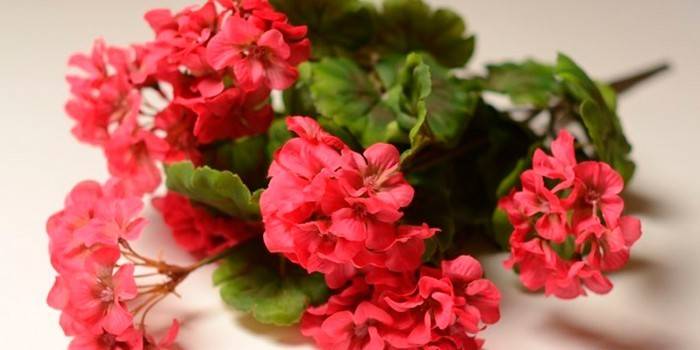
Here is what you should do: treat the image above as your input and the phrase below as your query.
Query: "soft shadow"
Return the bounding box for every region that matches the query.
[608,255,672,298]
[235,313,313,346]
[543,313,678,350]
[622,189,668,218]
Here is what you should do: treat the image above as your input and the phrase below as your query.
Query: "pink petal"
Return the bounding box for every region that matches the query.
[551,130,576,167]
[47,277,69,309]
[264,57,298,90]
[224,15,263,45]
[364,327,385,350]
[257,29,291,60]
[102,302,134,335]
[320,311,353,338]
[206,32,241,70]
[159,319,180,346]
[619,216,642,245]
[407,312,431,345]
[197,78,225,98]
[441,255,483,282]
[114,264,137,300]
[365,220,396,250]
[353,301,393,325]
[330,209,367,241]
[432,292,455,329]
[466,279,501,324]
[600,194,623,226]
[363,143,400,172]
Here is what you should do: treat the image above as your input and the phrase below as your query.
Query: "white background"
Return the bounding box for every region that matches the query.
[1,1,699,349]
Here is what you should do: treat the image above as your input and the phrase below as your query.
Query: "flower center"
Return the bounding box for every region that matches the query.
[100,287,115,303]
[243,45,267,59]
[99,333,117,348]
[354,324,369,338]
[584,189,600,204]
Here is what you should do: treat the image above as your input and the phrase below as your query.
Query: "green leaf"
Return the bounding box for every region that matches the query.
[495,157,529,198]
[448,102,536,237]
[378,0,475,68]
[165,161,261,219]
[485,60,561,108]
[494,142,540,198]
[491,207,512,250]
[555,53,635,181]
[405,164,456,259]
[206,135,268,190]
[401,54,479,162]
[551,235,576,260]
[269,0,376,57]
[396,53,432,160]
[266,118,292,160]
[304,57,404,147]
[213,240,330,326]
[282,72,318,117]
[305,53,477,153]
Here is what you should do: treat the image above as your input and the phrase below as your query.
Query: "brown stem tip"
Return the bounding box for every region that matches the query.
[609,62,671,94]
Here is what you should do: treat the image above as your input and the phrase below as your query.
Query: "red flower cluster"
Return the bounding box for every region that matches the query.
[65,0,310,196]
[153,192,260,259]
[500,130,642,298]
[47,180,179,349]
[262,117,501,349]
[301,256,500,349]
[261,117,438,288]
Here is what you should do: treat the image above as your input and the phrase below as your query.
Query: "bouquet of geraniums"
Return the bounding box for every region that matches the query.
[46,0,665,349]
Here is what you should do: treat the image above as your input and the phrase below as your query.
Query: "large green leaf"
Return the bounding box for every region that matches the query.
[377,0,475,68]
[304,57,404,147]
[213,240,330,326]
[484,60,561,108]
[445,102,535,243]
[405,164,456,261]
[305,53,477,152]
[269,0,376,57]
[165,161,261,219]
[555,53,635,181]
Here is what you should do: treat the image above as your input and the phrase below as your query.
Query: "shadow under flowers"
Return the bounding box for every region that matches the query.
[542,313,678,350]
[235,312,313,347]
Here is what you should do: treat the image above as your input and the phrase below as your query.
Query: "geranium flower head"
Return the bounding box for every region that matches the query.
[206,14,306,90]
[262,116,436,288]
[499,129,641,298]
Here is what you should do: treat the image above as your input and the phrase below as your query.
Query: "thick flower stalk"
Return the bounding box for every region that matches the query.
[499,130,642,298]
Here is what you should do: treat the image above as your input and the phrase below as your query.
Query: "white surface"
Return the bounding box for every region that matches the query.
[1,1,699,349]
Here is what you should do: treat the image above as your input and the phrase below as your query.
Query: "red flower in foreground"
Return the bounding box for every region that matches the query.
[261,116,437,288]
[154,192,260,259]
[175,86,273,144]
[500,130,642,298]
[302,256,500,350]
